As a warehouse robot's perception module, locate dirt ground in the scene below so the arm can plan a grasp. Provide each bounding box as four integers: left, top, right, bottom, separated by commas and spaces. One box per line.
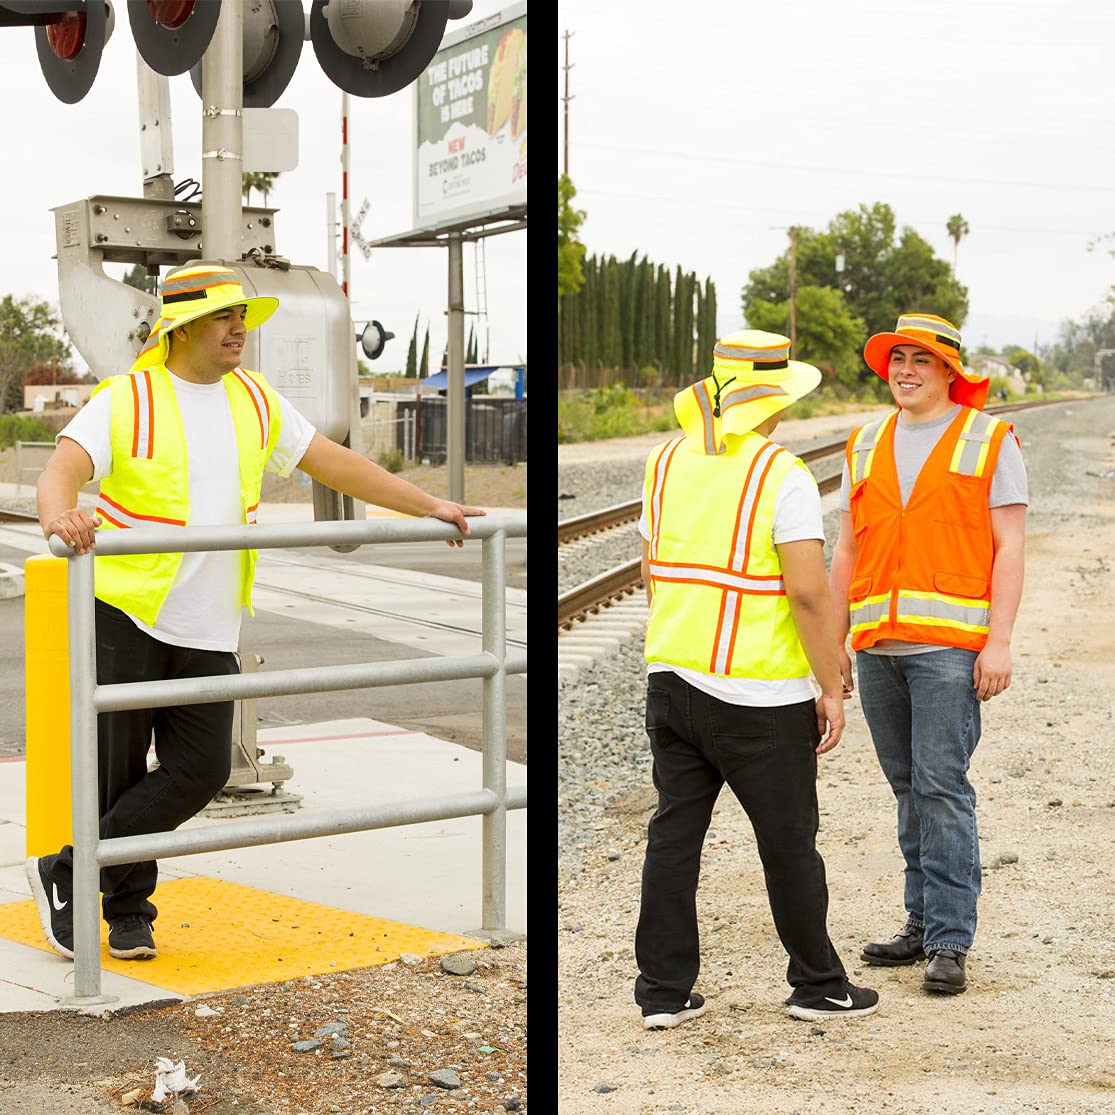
557, 405, 1115, 1114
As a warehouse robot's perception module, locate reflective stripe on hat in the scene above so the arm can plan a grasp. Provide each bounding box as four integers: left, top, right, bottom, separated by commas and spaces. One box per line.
895, 590, 990, 632
95, 491, 187, 529
128, 370, 154, 460
161, 267, 240, 303
713, 339, 791, 364
895, 314, 962, 351
718, 383, 791, 413
949, 409, 1001, 477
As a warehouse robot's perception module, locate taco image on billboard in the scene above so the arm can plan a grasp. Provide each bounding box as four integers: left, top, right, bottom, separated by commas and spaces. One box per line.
511, 35, 527, 137
487, 26, 525, 136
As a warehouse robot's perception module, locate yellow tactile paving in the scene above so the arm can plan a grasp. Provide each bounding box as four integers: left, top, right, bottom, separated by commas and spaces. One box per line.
0, 877, 486, 997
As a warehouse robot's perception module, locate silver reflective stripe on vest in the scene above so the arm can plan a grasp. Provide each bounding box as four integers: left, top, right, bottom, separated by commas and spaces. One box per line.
729, 441, 784, 572
850, 414, 891, 484
896, 592, 990, 631
952, 410, 999, 477
648, 437, 684, 561
648, 562, 785, 594
712, 591, 740, 674
231, 369, 271, 450
129, 371, 153, 460
849, 594, 890, 632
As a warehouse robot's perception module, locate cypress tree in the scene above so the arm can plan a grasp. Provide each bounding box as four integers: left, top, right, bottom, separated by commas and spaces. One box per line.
419, 325, 430, 378
405, 313, 419, 378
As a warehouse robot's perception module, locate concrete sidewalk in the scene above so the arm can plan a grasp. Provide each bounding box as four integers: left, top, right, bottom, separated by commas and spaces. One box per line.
0, 717, 526, 1013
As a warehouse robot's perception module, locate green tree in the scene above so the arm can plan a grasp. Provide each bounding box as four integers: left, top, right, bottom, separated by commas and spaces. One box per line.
0, 295, 72, 413
558, 174, 588, 301
742, 202, 967, 389
1002, 344, 1042, 386
466, 323, 478, 365
404, 313, 419, 378
122, 263, 157, 296
946, 213, 970, 273
419, 324, 430, 379
746, 285, 868, 388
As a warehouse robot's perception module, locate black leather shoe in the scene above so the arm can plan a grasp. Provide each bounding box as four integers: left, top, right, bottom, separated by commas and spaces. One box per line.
860, 922, 925, 966
924, 948, 967, 994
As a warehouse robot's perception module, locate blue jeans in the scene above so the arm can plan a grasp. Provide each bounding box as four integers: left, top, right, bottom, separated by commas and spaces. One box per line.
856, 647, 982, 954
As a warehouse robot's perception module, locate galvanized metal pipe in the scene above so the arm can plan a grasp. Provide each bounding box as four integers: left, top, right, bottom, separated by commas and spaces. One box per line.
48, 510, 527, 559
95, 653, 503, 713
481, 531, 508, 930
67, 554, 110, 1004
97, 788, 526, 867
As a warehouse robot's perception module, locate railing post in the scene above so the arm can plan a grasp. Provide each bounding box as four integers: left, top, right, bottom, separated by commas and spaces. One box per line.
65, 553, 114, 1005
481, 529, 508, 931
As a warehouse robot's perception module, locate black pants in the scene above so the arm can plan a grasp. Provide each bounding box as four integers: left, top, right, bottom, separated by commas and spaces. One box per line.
54, 600, 239, 923
634, 671, 846, 1011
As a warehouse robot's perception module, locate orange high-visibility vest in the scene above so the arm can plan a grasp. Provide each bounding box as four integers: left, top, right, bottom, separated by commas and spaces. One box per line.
845, 406, 1012, 652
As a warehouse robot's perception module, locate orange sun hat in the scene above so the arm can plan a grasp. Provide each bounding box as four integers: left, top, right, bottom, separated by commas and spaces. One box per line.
863, 313, 990, 411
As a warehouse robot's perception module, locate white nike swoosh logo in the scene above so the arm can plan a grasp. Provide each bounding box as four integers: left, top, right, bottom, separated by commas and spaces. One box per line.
824, 994, 853, 1007
51, 884, 68, 912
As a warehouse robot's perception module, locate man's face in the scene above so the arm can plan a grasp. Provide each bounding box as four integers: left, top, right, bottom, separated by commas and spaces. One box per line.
176, 304, 248, 375
887, 344, 954, 412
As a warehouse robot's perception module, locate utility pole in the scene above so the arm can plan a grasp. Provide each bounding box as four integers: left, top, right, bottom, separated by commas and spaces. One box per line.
562, 30, 574, 177
788, 225, 797, 356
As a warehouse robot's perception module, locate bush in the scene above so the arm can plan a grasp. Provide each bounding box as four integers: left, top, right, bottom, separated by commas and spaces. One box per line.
377, 448, 404, 474
0, 415, 53, 450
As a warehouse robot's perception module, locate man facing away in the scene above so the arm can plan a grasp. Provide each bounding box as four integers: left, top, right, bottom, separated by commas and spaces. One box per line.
830, 313, 1027, 994
633, 329, 879, 1029
27, 262, 483, 962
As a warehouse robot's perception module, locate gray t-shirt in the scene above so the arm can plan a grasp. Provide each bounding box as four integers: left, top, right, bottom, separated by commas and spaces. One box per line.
838, 405, 1029, 655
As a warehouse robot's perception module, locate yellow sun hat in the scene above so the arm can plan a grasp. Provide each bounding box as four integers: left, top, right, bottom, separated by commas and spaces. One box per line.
131, 263, 279, 373
674, 330, 822, 455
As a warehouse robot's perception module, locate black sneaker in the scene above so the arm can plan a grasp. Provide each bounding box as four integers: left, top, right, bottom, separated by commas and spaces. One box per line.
786, 983, 879, 1021
25, 854, 74, 959
108, 914, 158, 960
642, 993, 707, 1030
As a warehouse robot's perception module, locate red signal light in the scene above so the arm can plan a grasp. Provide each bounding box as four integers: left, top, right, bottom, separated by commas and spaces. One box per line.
45, 11, 86, 61
145, 0, 195, 30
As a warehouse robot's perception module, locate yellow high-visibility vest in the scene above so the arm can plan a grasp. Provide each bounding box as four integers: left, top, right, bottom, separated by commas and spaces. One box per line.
90, 365, 283, 626
643, 430, 812, 679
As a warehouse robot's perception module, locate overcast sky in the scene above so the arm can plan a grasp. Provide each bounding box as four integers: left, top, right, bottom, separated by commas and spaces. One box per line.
557, 0, 1115, 354
0, 0, 526, 375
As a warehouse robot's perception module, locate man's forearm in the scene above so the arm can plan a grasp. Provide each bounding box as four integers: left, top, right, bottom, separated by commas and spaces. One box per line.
37, 469, 81, 540
308, 451, 441, 517
787, 591, 843, 695
987, 540, 1024, 645
828, 546, 855, 643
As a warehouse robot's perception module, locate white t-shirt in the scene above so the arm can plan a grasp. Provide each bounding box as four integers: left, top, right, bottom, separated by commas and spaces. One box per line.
59, 370, 316, 652
639, 466, 824, 707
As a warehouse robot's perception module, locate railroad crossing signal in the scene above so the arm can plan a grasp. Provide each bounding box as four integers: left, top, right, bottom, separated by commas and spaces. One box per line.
1, 0, 474, 104
350, 197, 372, 262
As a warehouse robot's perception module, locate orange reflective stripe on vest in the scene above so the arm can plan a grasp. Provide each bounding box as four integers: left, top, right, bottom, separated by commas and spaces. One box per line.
845, 406, 1010, 652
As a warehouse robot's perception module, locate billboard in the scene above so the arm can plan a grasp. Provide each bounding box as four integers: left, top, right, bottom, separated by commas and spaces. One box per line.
414, 2, 527, 229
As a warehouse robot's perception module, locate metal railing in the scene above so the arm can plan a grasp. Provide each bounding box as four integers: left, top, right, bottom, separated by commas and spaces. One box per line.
49, 511, 528, 1005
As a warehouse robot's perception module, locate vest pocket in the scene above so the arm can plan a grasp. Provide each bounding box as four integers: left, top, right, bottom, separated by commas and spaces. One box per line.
932, 473, 987, 530
933, 571, 988, 600
849, 575, 873, 602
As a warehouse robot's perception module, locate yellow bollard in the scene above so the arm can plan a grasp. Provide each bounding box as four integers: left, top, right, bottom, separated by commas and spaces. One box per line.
24, 554, 73, 856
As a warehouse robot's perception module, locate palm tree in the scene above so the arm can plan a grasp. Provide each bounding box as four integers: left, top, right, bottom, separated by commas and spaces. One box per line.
242, 172, 279, 207
946, 213, 970, 273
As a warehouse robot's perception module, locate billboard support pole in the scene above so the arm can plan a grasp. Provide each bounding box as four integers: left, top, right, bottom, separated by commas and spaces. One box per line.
447, 230, 466, 503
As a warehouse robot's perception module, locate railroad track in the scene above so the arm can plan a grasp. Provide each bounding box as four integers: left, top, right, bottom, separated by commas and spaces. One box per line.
557, 397, 1073, 631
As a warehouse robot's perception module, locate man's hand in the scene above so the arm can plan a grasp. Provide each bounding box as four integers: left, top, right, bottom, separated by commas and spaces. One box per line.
426, 501, 486, 548
815, 693, 845, 754
44, 508, 102, 556
838, 645, 855, 698
973, 638, 1012, 701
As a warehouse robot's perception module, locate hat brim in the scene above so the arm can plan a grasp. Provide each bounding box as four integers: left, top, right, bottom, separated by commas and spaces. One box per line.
131, 294, 280, 372
864, 332, 990, 411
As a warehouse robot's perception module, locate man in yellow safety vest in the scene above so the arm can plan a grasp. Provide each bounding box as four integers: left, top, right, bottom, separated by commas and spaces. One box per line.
27, 263, 483, 962
634, 329, 879, 1028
